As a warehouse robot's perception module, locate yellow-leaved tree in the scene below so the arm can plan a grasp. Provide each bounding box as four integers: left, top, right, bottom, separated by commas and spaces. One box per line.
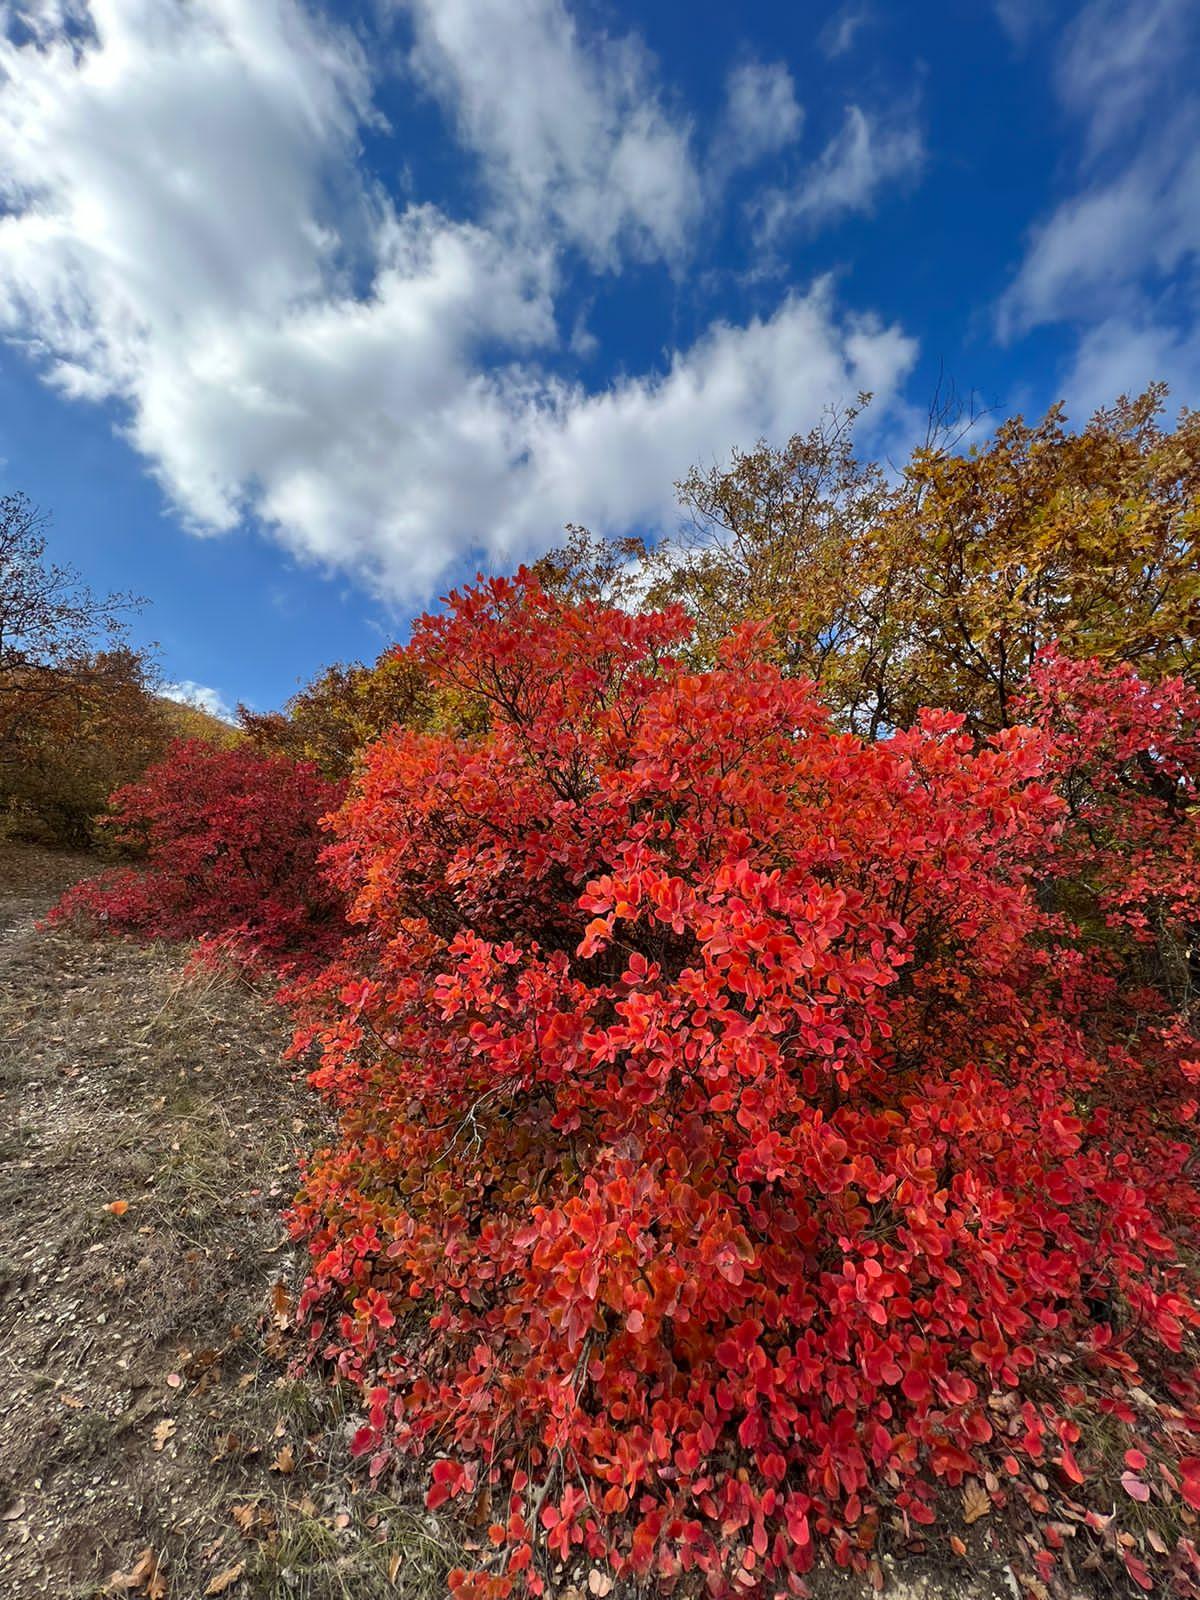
627, 385, 1198, 735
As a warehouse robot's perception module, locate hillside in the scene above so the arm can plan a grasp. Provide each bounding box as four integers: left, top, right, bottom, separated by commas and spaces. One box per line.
158, 696, 242, 747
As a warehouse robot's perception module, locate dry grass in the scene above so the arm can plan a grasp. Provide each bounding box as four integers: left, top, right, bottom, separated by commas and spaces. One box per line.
0, 843, 459, 1599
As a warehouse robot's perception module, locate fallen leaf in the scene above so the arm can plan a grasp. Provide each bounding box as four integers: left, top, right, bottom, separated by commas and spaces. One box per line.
1121, 1471, 1151, 1503
962, 1481, 991, 1525
950, 1535, 967, 1556
388, 1551, 402, 1584
204, 1562, 245, 1596
231, 1504, 259, 1535
61, 1395, 85, 1409
105, 1200, 130, 1216
165, 1372, 183, 1390
1, 1498, 26, 1521
108, 1547, 165, 1596
262, 1330, 287, 1361
270, 1443, 295, 1475
271, 1280, 291, 1327
587, 1571, 614, 1598
1123, 1551, 1153, 1592
152, 1419, 176, 1453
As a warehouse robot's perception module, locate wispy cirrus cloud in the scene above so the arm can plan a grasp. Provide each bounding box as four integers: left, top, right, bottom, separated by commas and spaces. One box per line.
716, 58, 804, 174
999, 0, 1200, 414
753, 104, 923, 239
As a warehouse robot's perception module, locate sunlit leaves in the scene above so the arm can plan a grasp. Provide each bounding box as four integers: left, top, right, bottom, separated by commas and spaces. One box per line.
287, 575, 1200, 1595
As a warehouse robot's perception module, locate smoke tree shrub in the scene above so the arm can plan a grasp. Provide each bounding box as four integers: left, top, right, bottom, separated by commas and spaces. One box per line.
286, 576, 1200, 1596
1023, 647, 1200, 958
50, 737, 345, 970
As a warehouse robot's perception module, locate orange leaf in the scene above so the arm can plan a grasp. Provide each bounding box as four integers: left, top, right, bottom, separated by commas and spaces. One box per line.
108, 1547, 165, 1595
204, 1562, 245, 1596
961, 1481, 990, 1525
271, 1280, 292, 1327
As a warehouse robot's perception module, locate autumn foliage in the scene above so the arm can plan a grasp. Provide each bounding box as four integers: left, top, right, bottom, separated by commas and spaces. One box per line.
39, 388, 1200, 1596
51, 738, 345, 969
284, 575, 1200, 1596
646, 387, 1200, 737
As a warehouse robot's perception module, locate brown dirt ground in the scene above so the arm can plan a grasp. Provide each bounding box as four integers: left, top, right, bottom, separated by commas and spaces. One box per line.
0, 844, 456, 1599
0, 843, 1121, 1600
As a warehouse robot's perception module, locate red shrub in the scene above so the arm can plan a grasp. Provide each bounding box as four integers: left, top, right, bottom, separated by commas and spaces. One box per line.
282, 579, 1200, 1595
1024, 646, 1200, 955
50, 737, 345, 970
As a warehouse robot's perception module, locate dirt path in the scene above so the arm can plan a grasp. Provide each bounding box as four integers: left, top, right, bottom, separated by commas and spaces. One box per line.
0, 845, 452, 1599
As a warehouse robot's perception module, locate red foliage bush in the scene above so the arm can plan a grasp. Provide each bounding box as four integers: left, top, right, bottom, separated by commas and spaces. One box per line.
288, 577, 1200, 1595
50, 737, 345, 970
1025, 647, 1200, 956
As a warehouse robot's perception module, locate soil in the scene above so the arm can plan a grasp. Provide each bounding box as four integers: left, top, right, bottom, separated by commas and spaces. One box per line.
0, 843, 453, 1599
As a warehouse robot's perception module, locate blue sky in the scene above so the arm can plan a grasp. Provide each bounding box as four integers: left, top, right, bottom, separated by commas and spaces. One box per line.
1, 0, 1197, 717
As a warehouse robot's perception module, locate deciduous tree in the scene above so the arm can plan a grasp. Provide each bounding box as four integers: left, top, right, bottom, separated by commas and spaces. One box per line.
642, 387, 1199, 737
0, 491, 143, 763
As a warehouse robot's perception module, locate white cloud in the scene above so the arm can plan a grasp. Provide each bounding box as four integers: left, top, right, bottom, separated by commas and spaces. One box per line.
490, 282, 917, 561
0, 0, 919, 600
1056, 0, 1193, 152
999, 0, 1200, 411
718, 60, 803, 172
999, 134, 1200, 336
755, 105, 923, 238
819, 6, 870, 59
1065, 313, 1200, 420
162, 680, 235, 722
400, 0, 701, 268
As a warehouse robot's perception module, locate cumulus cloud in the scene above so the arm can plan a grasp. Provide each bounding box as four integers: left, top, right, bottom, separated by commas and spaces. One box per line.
490, 282, 917, 561
999, 0, 1200, 413
0, 0, 919, 600
755, 105, 923, 238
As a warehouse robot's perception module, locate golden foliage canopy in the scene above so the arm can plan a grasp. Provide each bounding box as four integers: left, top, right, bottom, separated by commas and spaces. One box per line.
607, 385, 1199, 736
